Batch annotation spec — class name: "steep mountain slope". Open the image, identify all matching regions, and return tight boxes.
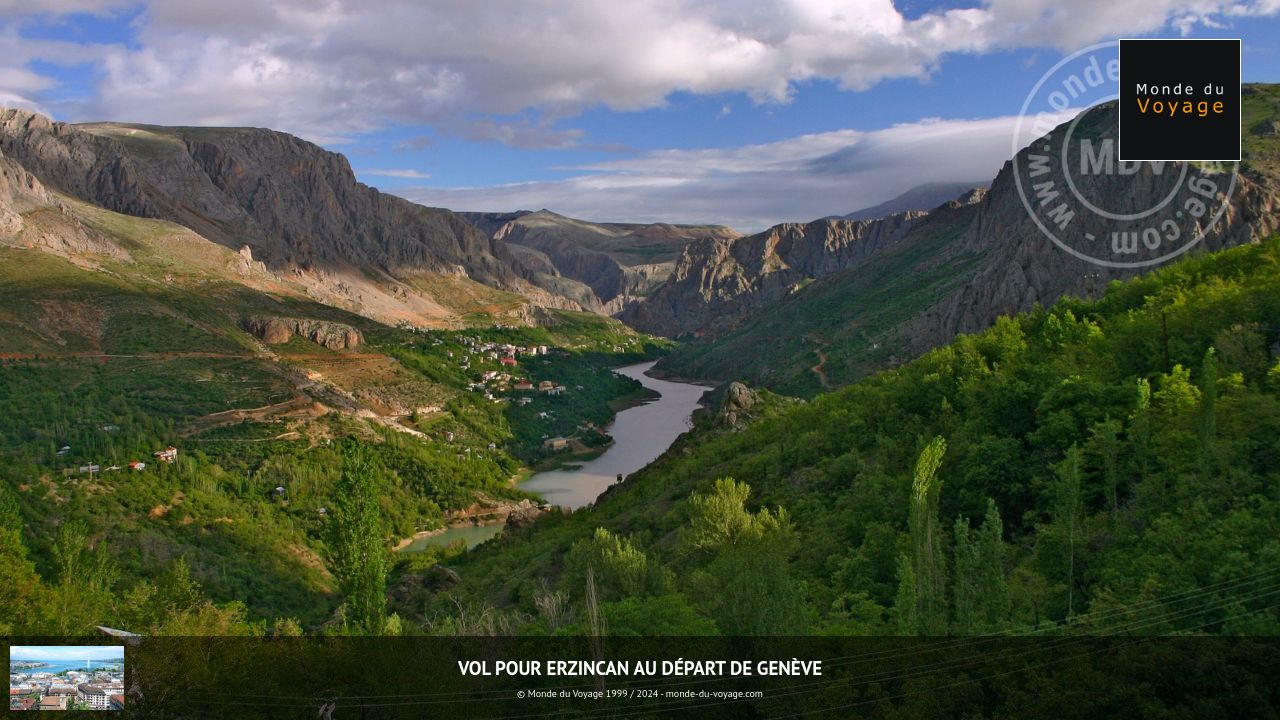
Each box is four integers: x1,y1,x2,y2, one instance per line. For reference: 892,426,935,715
0,109,589,326
463,209,740,313
838,180,986,221
618,202,953,338
653,86,1280,395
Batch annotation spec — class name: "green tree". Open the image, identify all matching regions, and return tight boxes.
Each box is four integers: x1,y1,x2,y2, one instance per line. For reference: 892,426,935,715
1199,346,1218,476
1130,377,1152,480
328,450,389,634
565,528,667,601
894,553,917,634
1052,445,1085,617
1088,419,1123,523
683,479,802,634
908,436,948,635
682,477,788,550
49,519,116,635
952,499,1009,633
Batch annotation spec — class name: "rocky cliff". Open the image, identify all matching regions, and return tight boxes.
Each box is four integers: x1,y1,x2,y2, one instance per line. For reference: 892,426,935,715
243,316,364,350
0,147,122,259
465,209,740,312
0,109,521,289
620,209,930,338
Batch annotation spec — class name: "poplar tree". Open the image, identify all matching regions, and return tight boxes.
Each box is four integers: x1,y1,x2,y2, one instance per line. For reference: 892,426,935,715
1199,346,1218,476
1090,419,1123,523
910,436,947,635
329,450,388,634
1053,445,1084,617
1131,378,1152,481
952,499,1009,633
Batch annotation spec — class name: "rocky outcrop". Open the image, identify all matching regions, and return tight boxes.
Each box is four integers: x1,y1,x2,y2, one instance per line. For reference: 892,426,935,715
0,147,123,258
620,210,928,338
243,316,363,350
504,505,546,532
0,109,521,289
716,381,759,428
894,103,1279,361
480,209,741,310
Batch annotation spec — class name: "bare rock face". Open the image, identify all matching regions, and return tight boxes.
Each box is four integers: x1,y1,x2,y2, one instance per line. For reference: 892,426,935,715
894,102,1279,362
717,381,760,428
620,211,925,338
0,109,522,290
243,316,363,350
0,147,123,258
477,209,741,310
504,505,545,532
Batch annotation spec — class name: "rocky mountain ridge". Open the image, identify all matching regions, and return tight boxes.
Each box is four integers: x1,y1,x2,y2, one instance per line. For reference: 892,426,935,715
465,209,740,314
837,180,987,221
0,109,598,328
619,205,939,338
651,88,1280,394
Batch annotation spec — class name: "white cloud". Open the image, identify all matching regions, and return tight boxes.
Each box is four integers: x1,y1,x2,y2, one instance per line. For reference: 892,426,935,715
2,0,1274,143
358,168,431,179
397,111,1075,231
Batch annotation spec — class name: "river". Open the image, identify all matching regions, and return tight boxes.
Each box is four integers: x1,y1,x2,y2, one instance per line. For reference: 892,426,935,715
400,361,708,553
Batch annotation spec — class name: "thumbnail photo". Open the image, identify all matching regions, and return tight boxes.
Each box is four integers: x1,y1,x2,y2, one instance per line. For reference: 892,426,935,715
9,646,124,711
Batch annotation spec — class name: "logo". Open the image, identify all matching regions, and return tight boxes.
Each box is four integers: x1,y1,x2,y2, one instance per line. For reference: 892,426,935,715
1013,41,1238,269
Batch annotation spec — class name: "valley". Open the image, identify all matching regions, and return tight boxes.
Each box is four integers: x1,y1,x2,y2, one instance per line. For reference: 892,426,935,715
1,87,1278,645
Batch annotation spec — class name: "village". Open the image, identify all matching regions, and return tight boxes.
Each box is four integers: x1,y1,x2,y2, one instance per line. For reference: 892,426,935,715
58,444,179,481
9,664,125,711
410,332,612,457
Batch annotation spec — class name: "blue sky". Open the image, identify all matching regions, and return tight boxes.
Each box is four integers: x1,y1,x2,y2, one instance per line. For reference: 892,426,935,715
2,1,1279,229
10,645,122,662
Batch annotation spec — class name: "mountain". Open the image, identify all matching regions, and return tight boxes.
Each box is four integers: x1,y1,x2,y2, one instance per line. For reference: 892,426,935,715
837,181,987,221
0,109,592,327
649,85,1280,395
0,157,664,623
463,209,740,313
617,206,943,338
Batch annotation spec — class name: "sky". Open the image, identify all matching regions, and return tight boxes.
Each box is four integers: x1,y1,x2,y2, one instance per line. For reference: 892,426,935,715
10,645,123,662
2,1,1279,230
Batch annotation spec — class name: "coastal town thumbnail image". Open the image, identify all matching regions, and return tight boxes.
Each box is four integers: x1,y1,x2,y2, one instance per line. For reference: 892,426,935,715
9,646,124,711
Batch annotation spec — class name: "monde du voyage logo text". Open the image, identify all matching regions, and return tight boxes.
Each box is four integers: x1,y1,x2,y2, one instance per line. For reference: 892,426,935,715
1013,40,1241,269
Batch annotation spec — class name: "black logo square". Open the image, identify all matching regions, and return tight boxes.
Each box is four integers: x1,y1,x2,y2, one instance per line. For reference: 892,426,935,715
1119,39,1240,161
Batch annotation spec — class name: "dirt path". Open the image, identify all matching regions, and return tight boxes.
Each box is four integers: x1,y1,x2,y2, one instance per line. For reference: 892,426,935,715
806,335,833,390
183,395,325,435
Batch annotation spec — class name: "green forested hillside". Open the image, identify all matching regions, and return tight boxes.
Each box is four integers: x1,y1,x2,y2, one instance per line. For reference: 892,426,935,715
427,237,1280,637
